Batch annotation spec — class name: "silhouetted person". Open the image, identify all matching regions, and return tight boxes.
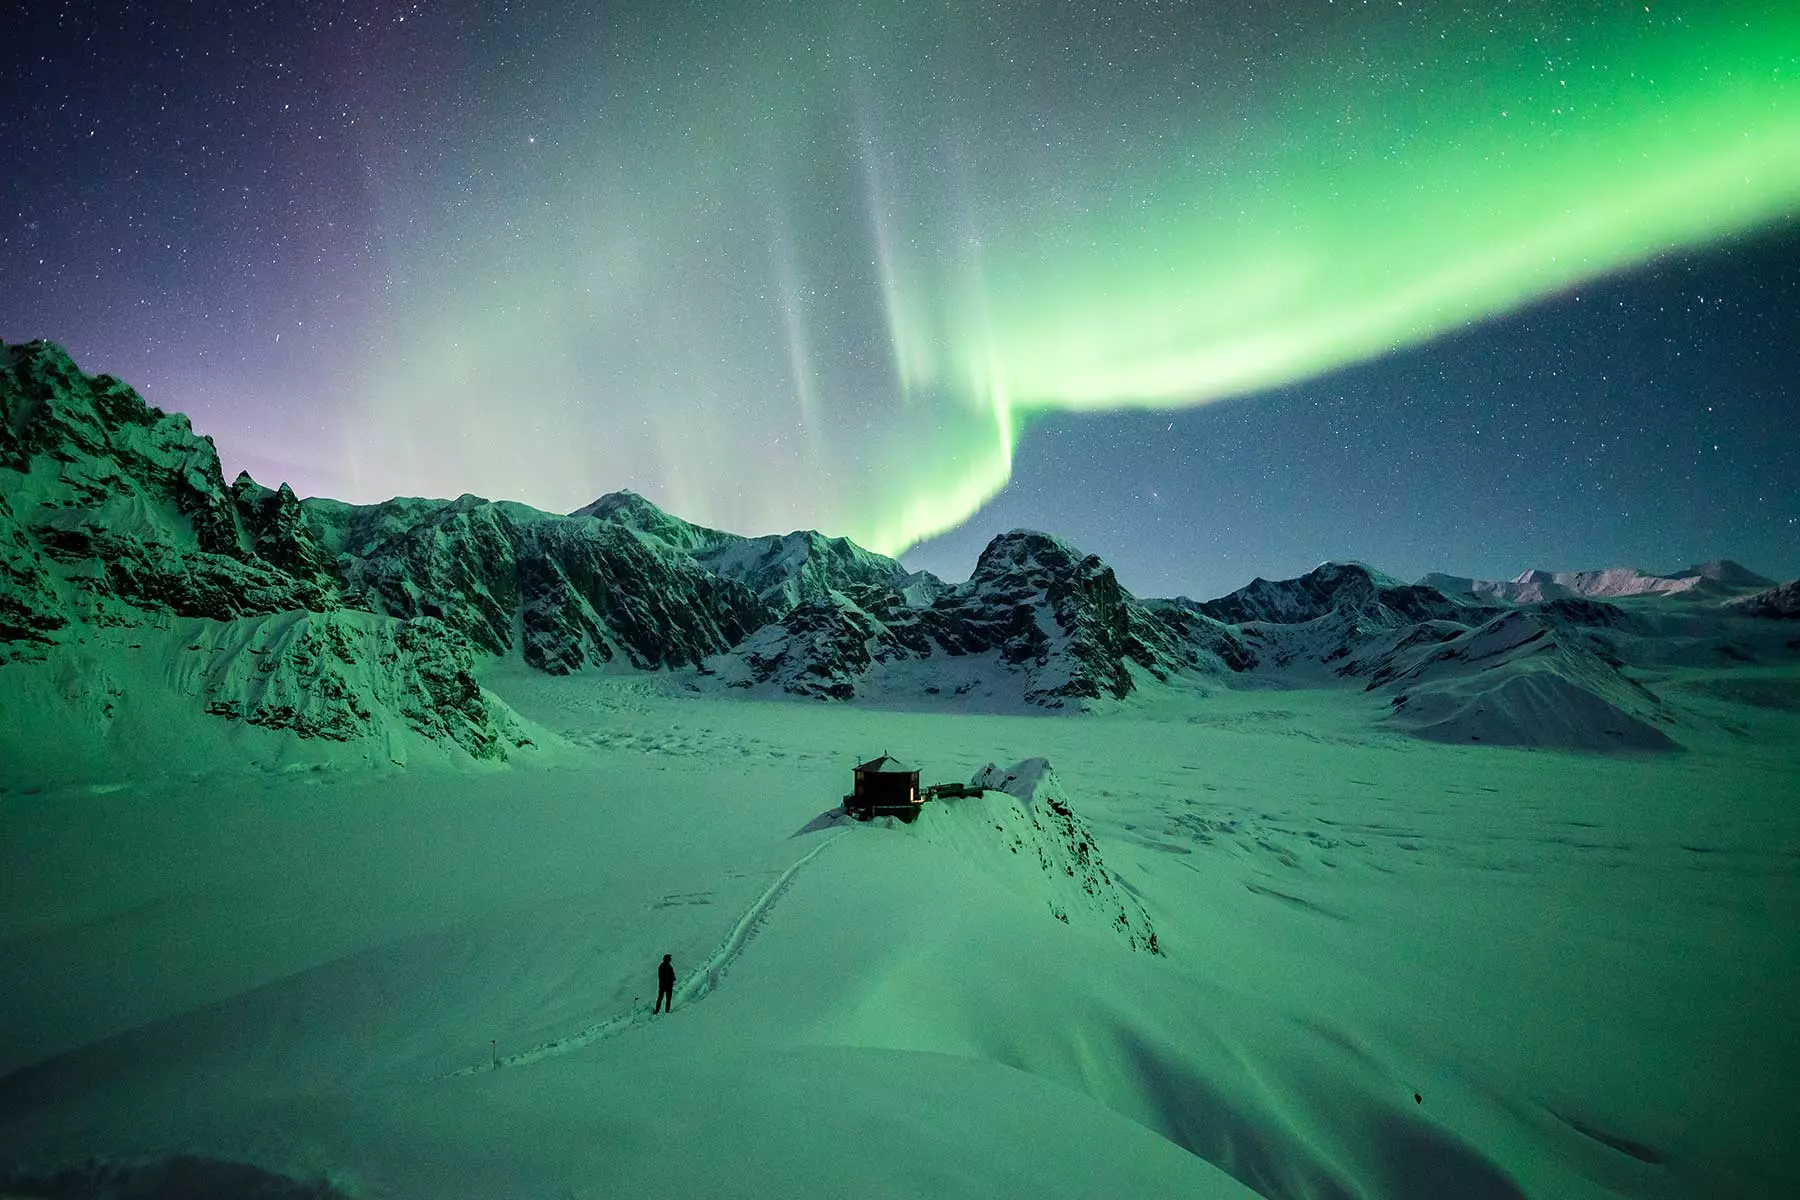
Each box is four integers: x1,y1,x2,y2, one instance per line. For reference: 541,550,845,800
654,954,676,1014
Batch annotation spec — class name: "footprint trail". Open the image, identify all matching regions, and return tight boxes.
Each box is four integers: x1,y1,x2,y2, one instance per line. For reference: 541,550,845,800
451,830,847,1076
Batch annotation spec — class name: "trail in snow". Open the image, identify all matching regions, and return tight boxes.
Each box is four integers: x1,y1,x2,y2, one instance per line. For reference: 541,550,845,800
451,830,848,1076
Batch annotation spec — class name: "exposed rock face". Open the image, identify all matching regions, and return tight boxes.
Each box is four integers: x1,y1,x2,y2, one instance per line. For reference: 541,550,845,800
516,517,770,671
927,531,1215,705
1726,579,1800,619
0,339,527,757
2,341,336,627
696,527,935,612
6,339,1782,756
941,758,1159,954
706,529,1254,707
571,488,730,554
279,492,779,678
1202,561,1469,627
717,585,946,700
195,610,529,759
0,491,63,650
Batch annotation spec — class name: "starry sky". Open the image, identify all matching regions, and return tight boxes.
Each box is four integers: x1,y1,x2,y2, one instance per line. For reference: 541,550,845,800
5,0,1798,599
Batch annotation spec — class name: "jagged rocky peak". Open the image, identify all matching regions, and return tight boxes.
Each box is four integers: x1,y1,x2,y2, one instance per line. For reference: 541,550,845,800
1199,560,1466,626
695,527,926,614
1,340,340,628
571,488,728,552
938,528,1221,704
229,471,338,585
968,528,1088,581
2,339,244,553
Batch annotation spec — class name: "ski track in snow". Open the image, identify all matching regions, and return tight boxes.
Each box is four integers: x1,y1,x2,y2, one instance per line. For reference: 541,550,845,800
450,830,847,1077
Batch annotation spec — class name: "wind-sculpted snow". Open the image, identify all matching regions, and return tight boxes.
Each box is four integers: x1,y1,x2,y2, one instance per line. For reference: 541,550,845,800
1372,610,1678,751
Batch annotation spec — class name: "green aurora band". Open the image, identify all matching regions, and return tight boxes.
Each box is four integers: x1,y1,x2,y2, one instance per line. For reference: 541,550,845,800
357,1,1800,557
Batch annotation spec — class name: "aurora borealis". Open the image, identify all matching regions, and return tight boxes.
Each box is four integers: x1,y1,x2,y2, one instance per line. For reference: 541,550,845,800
6,0,1798,596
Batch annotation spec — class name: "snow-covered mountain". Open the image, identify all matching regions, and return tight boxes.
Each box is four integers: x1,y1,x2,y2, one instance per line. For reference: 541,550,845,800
1421,560,1774,605
1200,561,1474,627
1371,608,1677,751
705,529,1254,707
4,339,1796,758
0,340,530,759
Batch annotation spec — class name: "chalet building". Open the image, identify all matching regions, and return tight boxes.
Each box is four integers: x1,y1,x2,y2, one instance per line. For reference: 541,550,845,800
844,754,923,822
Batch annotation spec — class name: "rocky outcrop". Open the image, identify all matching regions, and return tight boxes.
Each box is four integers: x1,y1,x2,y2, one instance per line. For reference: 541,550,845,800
921,758,1159,954
707,529,1254,706
926,531,1210,705
1725,579,1800,619
195,610,530,759
696,527,935,612
1,341,337,628
0,339,527,758
516,517,770,671
0,491,63,651
2,339,1774,754
298,494,776,675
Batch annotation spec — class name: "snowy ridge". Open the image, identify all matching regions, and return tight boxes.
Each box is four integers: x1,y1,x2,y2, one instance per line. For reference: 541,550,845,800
4,339,1796,757
1421,560,1774,606
1200,561,1473,627
950,758,1161,952
1370,610,1677,751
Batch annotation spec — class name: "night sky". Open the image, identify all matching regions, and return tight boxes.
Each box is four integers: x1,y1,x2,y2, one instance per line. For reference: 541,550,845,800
5,1,1797,600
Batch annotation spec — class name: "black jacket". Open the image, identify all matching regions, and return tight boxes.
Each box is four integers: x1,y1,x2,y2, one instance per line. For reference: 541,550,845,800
658,961,676,989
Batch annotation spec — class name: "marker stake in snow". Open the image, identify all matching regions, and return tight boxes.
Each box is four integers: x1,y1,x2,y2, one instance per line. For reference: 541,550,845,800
491,1039,498,1069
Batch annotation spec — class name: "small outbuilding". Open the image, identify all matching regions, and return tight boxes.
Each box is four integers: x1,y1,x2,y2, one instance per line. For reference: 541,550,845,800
844,754,923,822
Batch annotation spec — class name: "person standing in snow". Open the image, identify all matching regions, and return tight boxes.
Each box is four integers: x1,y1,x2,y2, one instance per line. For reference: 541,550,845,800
654,954,676,1014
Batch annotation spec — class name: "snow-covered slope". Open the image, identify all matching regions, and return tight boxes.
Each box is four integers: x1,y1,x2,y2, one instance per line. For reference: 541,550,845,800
0,340,531,759
1371,610,1677,751
1421,560,1774,606
7,673,1797,1197
1680,559,1776,589
695,527,939,612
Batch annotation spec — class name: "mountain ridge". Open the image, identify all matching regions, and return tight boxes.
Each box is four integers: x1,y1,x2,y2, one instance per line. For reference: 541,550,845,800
4,339,1796,758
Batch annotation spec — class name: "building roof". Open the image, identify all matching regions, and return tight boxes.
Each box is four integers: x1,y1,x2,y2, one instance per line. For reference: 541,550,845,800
854,754,916,774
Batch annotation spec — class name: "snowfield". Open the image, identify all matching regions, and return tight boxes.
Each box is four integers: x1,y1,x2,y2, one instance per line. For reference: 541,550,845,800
4,660,1796,1199
4,333,1797,1197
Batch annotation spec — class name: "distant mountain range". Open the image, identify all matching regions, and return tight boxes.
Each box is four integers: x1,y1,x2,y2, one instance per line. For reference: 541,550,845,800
1421,561,1775,605
3,338,1796,758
